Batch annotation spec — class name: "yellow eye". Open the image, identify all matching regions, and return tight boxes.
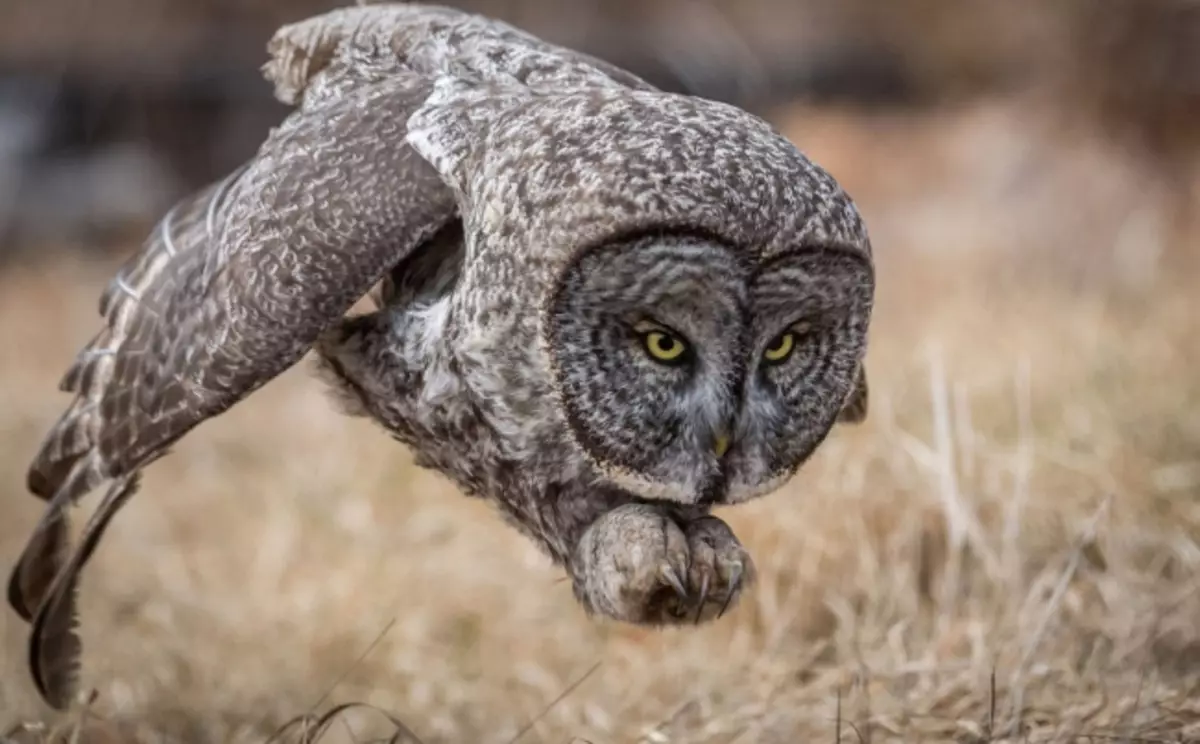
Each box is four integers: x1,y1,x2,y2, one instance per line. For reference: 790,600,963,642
763,332,796,364
643,330,688,364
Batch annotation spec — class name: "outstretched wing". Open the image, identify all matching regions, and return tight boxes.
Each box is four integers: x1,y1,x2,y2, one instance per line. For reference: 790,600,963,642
8,2,651,710
9,75,458,710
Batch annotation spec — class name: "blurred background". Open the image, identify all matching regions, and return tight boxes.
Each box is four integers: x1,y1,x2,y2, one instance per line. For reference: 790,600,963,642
0,0,1197,262
2,1,1199,742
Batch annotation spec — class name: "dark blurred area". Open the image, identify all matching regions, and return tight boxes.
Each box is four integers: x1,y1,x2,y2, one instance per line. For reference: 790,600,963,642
0,0,1196,258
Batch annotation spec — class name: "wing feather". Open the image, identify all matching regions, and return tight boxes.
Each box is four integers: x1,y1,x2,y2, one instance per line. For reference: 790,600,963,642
7,2,654,710
11,80,458,710
263,2,654,112
31,172,245,501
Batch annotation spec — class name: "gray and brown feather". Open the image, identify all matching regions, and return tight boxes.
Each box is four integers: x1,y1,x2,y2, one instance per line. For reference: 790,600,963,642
7,2,875,710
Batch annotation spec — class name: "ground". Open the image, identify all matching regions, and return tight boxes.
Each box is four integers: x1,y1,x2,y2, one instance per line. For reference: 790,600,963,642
2,97,1199,743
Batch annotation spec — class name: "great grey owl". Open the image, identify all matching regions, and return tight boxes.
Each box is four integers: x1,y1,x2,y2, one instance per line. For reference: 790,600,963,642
7,2,874,710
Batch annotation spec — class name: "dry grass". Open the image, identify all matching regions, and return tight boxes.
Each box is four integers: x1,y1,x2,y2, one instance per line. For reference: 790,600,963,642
2,98,1199,743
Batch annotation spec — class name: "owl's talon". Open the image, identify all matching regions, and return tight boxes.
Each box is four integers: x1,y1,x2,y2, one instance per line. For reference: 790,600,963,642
717,562,743,618
572,503,754,626
661,564,688,598
693,572,711,625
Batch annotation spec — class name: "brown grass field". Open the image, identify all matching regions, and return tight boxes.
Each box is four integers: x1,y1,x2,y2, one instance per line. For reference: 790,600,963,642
2,97,1199,742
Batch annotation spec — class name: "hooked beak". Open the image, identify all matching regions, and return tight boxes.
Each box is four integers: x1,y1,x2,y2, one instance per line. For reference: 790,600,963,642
713,431,731,459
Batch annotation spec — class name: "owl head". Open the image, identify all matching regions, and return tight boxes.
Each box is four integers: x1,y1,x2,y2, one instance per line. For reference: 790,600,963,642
546,228,872,505
407,77,874,506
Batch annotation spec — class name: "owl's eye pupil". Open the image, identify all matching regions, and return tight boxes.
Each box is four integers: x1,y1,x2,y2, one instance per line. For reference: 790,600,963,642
763,331,796,364
642,330,688,364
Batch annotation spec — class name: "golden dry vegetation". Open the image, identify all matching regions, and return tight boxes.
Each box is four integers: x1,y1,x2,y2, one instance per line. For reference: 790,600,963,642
2,97,1199,743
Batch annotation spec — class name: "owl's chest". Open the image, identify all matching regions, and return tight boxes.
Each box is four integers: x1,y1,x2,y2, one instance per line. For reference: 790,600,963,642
403,325,574,496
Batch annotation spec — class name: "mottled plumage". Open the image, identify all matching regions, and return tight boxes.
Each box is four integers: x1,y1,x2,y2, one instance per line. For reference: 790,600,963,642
7,2,875,710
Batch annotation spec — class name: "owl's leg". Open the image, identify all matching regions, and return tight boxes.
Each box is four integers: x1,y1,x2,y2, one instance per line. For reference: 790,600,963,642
568,502,755,625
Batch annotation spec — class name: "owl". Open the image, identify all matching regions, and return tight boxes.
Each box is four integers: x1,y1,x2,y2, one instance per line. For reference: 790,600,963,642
6,2,874,710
